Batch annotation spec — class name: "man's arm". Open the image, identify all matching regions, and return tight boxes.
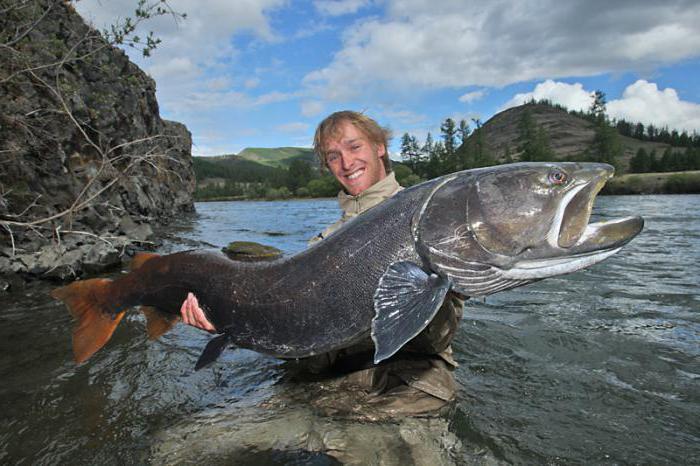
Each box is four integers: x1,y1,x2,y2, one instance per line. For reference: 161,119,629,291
180,292,216,333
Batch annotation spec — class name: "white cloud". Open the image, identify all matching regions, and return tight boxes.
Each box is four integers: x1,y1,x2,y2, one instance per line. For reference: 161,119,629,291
244,77,261,89
378,108,427,126
304,0,700,100
314,0,371,16
276,122,310,133
502,79,700,133
147,57,200,80
74,0,287,114
501,80,593,112
301,100,325,117
206,77,232,91
608,80,700,133
166,90,295,114
459,90,486,104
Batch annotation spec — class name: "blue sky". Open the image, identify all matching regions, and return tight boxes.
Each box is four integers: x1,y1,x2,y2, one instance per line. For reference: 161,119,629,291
75,0,700,158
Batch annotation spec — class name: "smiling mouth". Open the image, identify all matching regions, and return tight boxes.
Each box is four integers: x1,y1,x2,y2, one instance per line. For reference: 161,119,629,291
345,168,365,180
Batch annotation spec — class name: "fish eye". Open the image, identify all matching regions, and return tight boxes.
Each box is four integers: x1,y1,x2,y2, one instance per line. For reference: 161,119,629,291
548,169,569,186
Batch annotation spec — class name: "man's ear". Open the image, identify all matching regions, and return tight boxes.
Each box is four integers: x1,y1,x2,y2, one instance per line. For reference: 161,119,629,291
377,144,386,158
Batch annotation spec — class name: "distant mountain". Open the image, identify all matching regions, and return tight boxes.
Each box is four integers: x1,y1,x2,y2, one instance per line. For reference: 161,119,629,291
194,147,317,182
237,147,316,168
464,103,677,167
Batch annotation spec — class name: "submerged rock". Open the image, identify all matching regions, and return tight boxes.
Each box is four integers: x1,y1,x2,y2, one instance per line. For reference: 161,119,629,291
222,241,283,262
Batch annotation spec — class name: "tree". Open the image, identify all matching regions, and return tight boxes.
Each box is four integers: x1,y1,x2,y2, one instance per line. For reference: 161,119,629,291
440,118,459,173
458,119,470,144
590,123,623,171
590,90,607,124
517,109,553,162
399,132,420,170
286,159,314,193
629,148,650,173
422,132,434,156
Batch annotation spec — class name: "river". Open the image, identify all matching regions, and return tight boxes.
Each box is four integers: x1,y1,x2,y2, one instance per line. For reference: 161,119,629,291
1,195,698,465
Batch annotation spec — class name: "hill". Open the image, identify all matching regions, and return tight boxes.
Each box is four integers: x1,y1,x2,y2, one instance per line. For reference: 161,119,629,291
204,147,316,169
468,103,676,167
237,147,317,168
194,147,317,186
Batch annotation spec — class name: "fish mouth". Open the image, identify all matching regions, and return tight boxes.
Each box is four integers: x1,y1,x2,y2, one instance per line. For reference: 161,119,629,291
504,165,644,280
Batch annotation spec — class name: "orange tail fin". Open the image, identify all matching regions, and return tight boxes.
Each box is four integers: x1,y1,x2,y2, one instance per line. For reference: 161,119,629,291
51,279,125,364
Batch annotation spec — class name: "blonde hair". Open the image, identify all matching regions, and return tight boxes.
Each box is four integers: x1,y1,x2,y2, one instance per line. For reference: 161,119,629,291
313,110,392,172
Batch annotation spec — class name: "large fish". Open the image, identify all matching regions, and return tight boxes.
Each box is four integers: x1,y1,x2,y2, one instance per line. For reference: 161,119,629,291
52,162,643,369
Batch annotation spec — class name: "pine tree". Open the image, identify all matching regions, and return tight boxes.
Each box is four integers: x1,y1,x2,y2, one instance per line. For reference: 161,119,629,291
440,118,458,172
590,124,623,171
423,132,433,153
590,90,607,124
458,119,470,145
629,148,650,173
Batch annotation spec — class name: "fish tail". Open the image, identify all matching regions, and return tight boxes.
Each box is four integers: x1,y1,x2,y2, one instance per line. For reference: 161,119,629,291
51,278,126,364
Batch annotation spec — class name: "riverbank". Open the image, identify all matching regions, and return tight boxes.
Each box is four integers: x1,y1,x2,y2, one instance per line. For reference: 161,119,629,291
603,170,700,195
196,170,700,201
195,195,335,202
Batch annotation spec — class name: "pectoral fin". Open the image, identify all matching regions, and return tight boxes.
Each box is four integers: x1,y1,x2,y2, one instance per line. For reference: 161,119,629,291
195,333,233,371
371,261,450,364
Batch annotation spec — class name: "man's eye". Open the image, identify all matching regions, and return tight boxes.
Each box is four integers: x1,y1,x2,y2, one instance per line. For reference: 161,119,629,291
351,145,361,151
327,153,339,162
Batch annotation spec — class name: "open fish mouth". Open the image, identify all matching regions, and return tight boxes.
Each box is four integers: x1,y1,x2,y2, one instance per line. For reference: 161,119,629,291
505,164,644,281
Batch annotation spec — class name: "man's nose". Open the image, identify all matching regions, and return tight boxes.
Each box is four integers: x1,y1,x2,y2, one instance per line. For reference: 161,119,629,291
340,151,354,170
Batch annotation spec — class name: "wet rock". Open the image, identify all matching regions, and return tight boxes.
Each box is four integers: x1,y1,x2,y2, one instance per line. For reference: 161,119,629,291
222,241,283,262
0,235,132,280
118,215,154,242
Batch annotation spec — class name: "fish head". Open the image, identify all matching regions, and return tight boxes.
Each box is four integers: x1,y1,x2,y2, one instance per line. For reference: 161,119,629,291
413,162,644,296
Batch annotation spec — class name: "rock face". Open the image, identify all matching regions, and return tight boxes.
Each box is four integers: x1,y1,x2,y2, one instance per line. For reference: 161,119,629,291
0,0,195,280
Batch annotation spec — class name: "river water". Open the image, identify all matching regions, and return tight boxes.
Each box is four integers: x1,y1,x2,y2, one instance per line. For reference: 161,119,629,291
1,195,698,465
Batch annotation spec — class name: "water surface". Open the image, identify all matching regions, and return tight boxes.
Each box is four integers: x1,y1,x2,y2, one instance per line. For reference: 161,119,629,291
1,195,698,464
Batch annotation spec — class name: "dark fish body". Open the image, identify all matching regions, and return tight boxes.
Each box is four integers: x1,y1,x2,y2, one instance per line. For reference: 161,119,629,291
117,179,433,358
52,163,644,367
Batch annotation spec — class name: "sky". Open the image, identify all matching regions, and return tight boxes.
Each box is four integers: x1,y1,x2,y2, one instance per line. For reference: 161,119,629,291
74,0,700,158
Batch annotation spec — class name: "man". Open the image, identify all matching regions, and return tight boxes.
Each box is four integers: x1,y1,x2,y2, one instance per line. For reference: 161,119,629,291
181,111,463,415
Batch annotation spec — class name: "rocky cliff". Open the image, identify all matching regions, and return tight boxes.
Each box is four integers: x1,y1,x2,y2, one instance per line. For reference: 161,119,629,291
0,0,195,281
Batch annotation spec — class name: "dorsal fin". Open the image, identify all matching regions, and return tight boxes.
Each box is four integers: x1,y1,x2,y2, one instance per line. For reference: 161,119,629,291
141,306,179,339
130,252,160,270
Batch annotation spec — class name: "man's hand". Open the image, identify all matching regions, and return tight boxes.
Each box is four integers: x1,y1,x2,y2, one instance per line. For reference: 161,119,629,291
180,292,216,333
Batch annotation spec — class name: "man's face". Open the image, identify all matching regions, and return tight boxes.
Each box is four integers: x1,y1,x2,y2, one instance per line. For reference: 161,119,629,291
324,121,387,196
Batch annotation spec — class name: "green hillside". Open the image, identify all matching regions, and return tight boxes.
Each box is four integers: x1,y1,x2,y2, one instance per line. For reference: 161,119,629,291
237,147,316,168
192,147,339,200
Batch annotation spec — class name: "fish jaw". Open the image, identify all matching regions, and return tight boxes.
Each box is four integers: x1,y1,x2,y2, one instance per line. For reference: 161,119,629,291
503,215,644,280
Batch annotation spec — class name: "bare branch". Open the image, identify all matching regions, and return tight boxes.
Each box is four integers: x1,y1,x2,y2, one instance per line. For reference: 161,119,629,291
2,1,53,48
